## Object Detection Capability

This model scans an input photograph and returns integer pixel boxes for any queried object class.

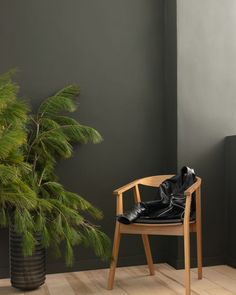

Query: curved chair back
[137,175,174,187]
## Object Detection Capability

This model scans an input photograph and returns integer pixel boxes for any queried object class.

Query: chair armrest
[113,179,139,195]
[184,194,192,226]
[184,177,201,196]
[183,177,201,225]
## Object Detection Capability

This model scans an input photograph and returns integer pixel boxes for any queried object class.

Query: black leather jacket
[117,166,196,224]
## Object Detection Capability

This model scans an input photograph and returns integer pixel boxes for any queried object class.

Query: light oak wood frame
[107,175,202,295]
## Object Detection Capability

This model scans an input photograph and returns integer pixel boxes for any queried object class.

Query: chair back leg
[196,224,203,279]
[184,224,191,295]
[142,234,155,275]
[107,222,121,290]
[196,188,203,279]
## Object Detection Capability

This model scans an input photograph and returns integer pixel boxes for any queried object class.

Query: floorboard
[1,264,236,295]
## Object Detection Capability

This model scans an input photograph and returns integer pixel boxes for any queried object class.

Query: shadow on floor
[0,286,23,294]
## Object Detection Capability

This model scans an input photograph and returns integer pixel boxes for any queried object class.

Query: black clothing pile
[117,166,196,225]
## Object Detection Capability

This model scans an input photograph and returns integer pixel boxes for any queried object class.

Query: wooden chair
[107,175,202,295]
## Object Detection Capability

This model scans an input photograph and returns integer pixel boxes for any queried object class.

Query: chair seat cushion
[134,215,196,224]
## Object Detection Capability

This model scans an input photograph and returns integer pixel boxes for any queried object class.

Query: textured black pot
[10,226,46,290]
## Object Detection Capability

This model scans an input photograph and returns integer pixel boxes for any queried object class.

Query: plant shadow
[0,286,23,294]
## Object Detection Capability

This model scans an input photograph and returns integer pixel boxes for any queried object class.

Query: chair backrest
[137,175,175,187]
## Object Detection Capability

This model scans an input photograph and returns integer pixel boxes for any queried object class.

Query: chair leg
[196,221,203,279]
[196,188,203,280]
[107,222,121,290]
[184,226,191,295]
[142,234,155,275]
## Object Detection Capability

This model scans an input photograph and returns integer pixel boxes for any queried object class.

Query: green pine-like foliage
[0,70,111,265]
[0,70,38,254]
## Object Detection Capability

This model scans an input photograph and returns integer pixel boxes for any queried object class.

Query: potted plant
[0,71,110,290]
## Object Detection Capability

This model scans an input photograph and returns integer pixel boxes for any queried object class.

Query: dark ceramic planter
[10,226,46,290]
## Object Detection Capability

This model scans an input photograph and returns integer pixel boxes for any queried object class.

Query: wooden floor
[1,264,236,295]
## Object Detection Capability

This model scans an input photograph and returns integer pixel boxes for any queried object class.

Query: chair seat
[134,215,196,224]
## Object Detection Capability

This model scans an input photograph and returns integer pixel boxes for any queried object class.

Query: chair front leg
[196,187,203,279]
[142,234,155,275]
[184,194,192,295]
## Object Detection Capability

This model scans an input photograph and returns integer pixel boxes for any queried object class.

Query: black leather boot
[117,202,147,224]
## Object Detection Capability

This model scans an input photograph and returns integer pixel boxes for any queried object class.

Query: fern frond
[38,85,80,116]
[52,115,78,126]
[0,208,7,227]
[37,198,53,211]
[0,181,37,210]
[40,117,60,131]
[64,192,103,219]
[41,181,64,196]
[41,225,50,248]
[61,124,103,144]
[0,69,17,86]
[0,100,29,125]
[0,129,26,160]
[38,130,72,158]
[22,231,36,256]
[35,141,57,171]
[14,209,34,233]
[81,224,111,260]
[65,239,74,266]
[0,84,18,110]
[48,199,80,220]
[0,69,19,110]
[46,116,103,144]
[0,164,19,184]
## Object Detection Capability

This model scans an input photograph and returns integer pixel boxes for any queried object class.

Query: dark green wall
[0,0,168,277]
[1,0,233,278]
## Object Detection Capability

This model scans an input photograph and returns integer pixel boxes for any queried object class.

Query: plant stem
[32,121,40,174]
